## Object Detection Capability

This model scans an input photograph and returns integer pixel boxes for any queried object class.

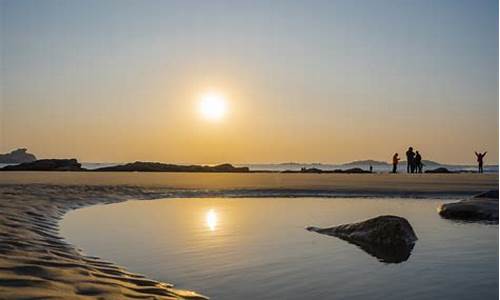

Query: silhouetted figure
[475,151,487,173]
[369,165,373,173]
[415,151,423,173]
[392,153,400,173]
[406,147,415,173]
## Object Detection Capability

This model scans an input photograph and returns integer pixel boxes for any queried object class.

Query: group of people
[392,147,423,174]
[391,147,488,174]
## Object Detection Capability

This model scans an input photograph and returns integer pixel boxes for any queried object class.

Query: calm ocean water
[61,197,498,300]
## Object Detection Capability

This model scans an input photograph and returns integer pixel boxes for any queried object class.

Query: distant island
[0,148,37,163]
[341,160,389,167]
[341,159,442,167]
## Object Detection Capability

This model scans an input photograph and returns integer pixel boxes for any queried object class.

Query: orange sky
[1,0,498,164]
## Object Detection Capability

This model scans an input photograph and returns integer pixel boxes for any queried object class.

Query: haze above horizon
[1,0,498,164]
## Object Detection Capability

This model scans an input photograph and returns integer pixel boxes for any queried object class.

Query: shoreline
[0,173,497,299]
[0,172,497,197]
[0,185,208,300]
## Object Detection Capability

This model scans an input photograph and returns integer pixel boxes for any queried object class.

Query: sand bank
[0,185,207,300]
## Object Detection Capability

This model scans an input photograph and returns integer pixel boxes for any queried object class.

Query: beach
[0,184,208,300]
[0,172,497,196]
[0,172,497,299]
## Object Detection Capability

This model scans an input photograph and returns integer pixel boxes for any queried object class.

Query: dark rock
[282,167,325,173]
[333,167,371,174]
[438,190,499,223]
[0,148,37,163]
[281,167,371,174]
[307,215,418,263]
[300,167,325,173]
[210,163,249,172]
[425,167,453,174]
[0,159,83,171]
[94,161,249,172]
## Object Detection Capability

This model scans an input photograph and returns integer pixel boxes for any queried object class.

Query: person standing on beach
[475,151,487,173]
[392,153,400,173]
[406,147,415,173]
[415,151,423,173]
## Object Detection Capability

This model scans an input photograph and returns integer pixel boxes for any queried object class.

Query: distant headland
[0,148,37,164]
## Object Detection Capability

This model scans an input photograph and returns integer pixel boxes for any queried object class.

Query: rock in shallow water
[438,190,499,223]
[307,215,418,263]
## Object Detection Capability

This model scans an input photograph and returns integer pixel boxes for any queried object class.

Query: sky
[0,0,498,164]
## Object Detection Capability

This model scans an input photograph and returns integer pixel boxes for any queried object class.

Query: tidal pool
[61,197,498,300]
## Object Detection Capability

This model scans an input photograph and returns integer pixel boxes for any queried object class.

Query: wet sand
[0,172,497,196]
[0,184,208,300]
[0,172,497,299]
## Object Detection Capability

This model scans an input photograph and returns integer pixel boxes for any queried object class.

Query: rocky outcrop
[0,148,37,163]
[94,161,250,172]
[209,163,249,172]
[438,190,499,223]
[0,159,84,171]
[425,167,452,174]
[333,168,371,174]
[282,167,371,174]
[307,215,418,263]
[282,167,325,173]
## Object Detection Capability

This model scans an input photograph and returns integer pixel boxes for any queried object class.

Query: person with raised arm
[475,151,487,173]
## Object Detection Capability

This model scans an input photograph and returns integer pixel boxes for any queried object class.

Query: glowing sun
[199,92,227,121]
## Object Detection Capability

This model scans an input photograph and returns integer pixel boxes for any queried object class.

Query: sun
[199,92,227,121]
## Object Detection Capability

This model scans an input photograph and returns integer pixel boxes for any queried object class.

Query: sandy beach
[0,172,497,299]
[0,172,498,196]
[0,184,209,300]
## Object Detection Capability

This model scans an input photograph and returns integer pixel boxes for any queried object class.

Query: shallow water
[61,197,498,300]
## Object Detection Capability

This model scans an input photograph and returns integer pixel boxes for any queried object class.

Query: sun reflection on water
[206,209,218,231]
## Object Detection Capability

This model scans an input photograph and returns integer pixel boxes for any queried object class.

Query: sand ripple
[0,184,208,300]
